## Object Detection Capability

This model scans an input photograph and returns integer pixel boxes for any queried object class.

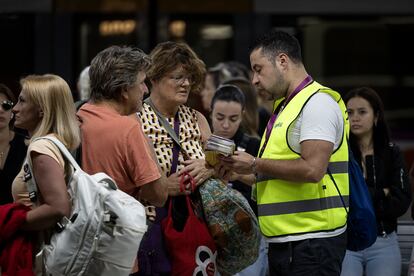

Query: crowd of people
[0,29,413,276]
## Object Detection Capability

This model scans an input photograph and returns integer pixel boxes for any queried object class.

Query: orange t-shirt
[77,103,160,196]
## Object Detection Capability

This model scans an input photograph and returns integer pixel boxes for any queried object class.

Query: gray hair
[89,46,151,101]
[77,66,90,101]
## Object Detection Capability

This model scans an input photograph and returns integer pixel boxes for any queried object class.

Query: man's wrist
[251,157,258,174]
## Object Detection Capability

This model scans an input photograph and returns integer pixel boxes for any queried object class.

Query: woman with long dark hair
[0,83,27,204]
[341,87,411,276]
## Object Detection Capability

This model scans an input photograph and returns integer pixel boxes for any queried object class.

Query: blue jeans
[234,236,269,276]
[268,232,347,276]
[341,231,401,276]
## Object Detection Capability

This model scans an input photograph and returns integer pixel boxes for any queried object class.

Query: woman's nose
[222,120,229,128]
[349,114,358,122]
[181,77,190,86]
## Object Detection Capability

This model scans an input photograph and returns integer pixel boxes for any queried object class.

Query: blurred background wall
[1,0,413,166]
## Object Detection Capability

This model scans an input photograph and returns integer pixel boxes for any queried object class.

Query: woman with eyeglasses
[0,83,27,205]
[136,41,216,276]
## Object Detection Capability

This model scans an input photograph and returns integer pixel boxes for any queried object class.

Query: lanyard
[258,75,313,158]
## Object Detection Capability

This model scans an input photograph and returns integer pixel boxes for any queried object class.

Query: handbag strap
[144,97,181,149]
[144,97,182,175]
[170,113,180,175]
[180,172,196,193]
[167,172,196,219]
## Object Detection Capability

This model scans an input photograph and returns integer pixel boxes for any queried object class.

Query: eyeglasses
[1,100,13,111]
[170,74,193,86]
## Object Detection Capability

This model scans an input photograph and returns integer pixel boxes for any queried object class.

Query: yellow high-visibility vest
[256,81,349,239]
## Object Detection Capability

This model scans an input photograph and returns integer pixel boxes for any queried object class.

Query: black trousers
[268,231,347,276]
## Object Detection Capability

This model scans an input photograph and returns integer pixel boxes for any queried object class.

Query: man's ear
[121,87,129,102]
[277,53,289,69]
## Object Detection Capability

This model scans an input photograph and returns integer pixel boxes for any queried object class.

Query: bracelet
[252,157,257,174]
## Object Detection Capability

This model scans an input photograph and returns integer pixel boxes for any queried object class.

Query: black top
[229,128,261,215]
[0,132,27,204]
[355,143,411,235]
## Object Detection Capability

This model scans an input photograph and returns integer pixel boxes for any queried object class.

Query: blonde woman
[12,74,80,231]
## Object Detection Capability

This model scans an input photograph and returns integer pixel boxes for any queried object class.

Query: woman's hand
[167,172,191,196]
[179,159,214,186]
[213,163,233,182]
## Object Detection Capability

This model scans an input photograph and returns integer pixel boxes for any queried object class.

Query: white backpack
[25,136,147,276]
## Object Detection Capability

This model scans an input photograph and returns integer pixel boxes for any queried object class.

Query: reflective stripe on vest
[258,195,349,216]
[256,160,348,183]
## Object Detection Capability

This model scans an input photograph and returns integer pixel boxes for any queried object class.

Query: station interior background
[1,0,413,193]
[1,0,414,273]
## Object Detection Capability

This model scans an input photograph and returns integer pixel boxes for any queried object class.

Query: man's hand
[219,151,256,175]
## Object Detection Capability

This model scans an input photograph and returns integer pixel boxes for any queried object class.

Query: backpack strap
[73,100,87,166]
[24,136,80,203]
[38,136,82,170]
[327,141,352,215]
[327,164,349,215]
[25,136,117,204]
[23,161,38,204]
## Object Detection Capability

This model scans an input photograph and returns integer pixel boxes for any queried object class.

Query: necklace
[0,144,8,160]
[0,130,12,167]
[0,143,10,169]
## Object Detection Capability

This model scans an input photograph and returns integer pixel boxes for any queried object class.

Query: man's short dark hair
[89,46,151,101]
[250,30,303,64]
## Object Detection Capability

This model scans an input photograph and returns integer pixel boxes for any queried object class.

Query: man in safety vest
[217,30,350,275]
